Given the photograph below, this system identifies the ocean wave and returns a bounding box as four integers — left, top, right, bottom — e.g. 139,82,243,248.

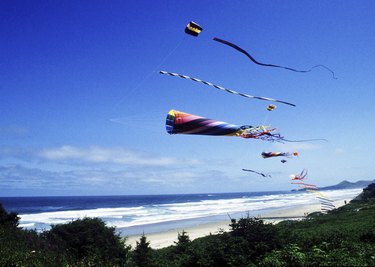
18,189,362,232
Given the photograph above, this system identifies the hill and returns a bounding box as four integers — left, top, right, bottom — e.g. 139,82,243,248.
352,183,375,201
319,179,375,190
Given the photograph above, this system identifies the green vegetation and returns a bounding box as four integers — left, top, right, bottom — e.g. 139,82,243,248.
1,184,374,266
0,204,131,266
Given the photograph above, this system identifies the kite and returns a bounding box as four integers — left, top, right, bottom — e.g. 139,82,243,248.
290,169,308,181
307,189,336,212
166,109,287,142
261,151,298,159
166,110,327,143
213,37,337,79
267,104,276,111
242,169,271,178
160,71,296,107
319,200,335,208
185,21,202,37
291,182,317,190
289,170,336,213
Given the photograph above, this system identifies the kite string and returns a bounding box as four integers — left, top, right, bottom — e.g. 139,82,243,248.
262,111,270,129
154,37,186,72
262,111,270,128
109,37,186,115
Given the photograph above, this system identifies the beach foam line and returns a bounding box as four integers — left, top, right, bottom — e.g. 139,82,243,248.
19,192,315,230
18,189,362,233
125,189,362,249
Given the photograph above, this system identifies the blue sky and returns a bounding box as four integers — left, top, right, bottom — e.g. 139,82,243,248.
1,0,375,196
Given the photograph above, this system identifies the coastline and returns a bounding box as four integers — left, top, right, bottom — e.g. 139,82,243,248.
125,198,349,249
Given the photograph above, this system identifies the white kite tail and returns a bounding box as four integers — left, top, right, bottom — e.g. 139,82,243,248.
159,70,296,107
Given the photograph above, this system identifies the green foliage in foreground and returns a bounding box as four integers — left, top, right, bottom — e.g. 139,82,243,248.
0,203,131,266
145,185,375,267
132,199,375,267
1,184,374,266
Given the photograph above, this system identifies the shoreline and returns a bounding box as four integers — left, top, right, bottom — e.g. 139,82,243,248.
125,198,349,249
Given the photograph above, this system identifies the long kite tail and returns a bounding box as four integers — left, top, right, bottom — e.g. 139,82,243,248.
242,169,261,175
242,169,271,178
282,138,328,143
159,70,296,107
213,37,337,79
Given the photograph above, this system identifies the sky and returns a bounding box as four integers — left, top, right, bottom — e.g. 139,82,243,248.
1,0,375,196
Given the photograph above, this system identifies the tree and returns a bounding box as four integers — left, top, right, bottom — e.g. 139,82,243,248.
172,230,198,266
0,203,19,228
230,217,279,245
229,216,280,261
175,230,191,254
132,234,153,267
43,217,129,266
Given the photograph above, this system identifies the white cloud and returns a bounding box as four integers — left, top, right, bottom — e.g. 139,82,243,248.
0,146,244,195
140,170,201,185
37,145,189,166
0,164,226,195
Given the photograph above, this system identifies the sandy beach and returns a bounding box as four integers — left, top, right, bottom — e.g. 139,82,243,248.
125,197,349,249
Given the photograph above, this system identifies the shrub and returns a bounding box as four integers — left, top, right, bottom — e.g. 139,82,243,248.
43,217,130,266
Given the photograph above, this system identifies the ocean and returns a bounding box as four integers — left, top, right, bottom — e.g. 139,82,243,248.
0,188,362,236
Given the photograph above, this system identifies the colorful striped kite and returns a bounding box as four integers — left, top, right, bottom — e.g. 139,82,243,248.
307,189,336,213
166,110,327,143
166,109,285,142
290,169,336,213
291,182,317,190
262,151,298,159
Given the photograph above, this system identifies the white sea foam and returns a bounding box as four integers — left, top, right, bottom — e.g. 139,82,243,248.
19,223,36,228
18,189,362,232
